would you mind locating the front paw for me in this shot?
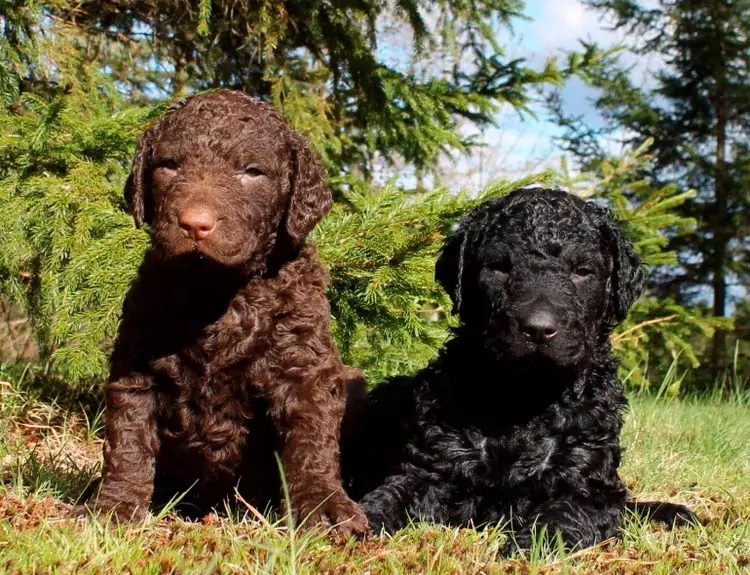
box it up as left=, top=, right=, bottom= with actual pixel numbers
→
left=627, top=501, right=700, bottom=527
left=500, top=529, right=535, bottom=557
left=292, top=490, right=369, bottom=539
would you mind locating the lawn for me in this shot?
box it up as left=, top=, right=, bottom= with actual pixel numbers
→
left=1, top=377, right=748, bottom=574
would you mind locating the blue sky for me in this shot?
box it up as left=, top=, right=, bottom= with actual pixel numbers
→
left=374, top=0, right=658, bottom=189
left=454, top=0, right=635, bottom=187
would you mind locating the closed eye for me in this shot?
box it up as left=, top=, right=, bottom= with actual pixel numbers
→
left=235, top=166, right=265, bottom=185
left=243, top=166, right=264, bottom=177
left=154, top=159, right=178, bottom=172
left=572, top=266, right=596, bottom=281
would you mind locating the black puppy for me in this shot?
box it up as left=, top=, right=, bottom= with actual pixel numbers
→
left=343, top=188, right=696, bottom=553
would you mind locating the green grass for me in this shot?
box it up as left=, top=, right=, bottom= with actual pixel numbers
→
left=1, top=377, right=748, bottom=574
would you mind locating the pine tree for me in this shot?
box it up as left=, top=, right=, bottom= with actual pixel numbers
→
left=0, top=73, right=156, bottom=384
left=0, top=0, right=709, bottom=396
left=548, top=0, right=750, bottom=385
left=50, top=0, right=599, bottom=181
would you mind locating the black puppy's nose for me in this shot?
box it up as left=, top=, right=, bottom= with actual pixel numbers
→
left=519, top=309, right=559, bottom=343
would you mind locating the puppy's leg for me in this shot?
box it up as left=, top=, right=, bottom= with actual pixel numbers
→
left=269, top=368, right=369, bottom=538
left=502, top=498, right=621, bottom=556
left=74, top=374, right=158, bottom=522
left=358, top=473, right=425, bottom=535
left=626, top=500, right=699, bottom=527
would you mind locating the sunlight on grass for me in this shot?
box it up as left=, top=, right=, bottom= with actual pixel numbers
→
left=1, top=376, right=748, bottom=574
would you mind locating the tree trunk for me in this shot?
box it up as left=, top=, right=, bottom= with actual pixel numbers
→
left=710, top=1, right=729, bottom=383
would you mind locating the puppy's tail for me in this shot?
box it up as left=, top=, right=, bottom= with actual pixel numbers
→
left=626, top=500, right=699, bottom=527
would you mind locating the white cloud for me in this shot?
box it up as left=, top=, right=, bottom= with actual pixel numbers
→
left=531, top=0, right=619, bottom=53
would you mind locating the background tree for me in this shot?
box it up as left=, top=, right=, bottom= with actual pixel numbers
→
left=0, top=0, right=586, bottom=389
left=0, top=0, right=736, bottom=397
left=547, top=0, right=750, bottom=385
left=48, top=0, right=597, bottom=184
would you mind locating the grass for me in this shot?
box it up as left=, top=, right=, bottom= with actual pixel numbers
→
left=0, top=377, right=748, bottom=574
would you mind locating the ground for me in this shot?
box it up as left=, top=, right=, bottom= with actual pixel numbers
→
left=0, top=377, right=748, bottom=574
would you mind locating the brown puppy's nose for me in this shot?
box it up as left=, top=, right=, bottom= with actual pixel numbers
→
left=178, top=204, right=216, bottom=241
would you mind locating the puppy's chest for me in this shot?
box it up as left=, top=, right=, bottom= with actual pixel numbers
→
left=425, top=412, right=614, bottom=489
left=150, top=298, right=274, bottom=379
left=149, top=307, right=276, bottom=445
left=424, top=427, right=500, bottom=486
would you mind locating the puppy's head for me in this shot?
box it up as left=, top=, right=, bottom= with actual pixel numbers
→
left=124, top=89, right=331, bottom=273
left=436, top=188, right=645, bottom=369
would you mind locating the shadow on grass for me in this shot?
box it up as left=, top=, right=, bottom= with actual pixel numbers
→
left=3, top=445, right=101, bottom=505
left=1, top=361, right=105, bottom=422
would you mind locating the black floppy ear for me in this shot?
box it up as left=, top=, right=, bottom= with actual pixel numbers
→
left=603, top=215, right=647, bottom=323
left=124, top=97, right=187, bottom=228
left=435, top=224, right=470, bottom=314
left=283, top=131, right=333, bottom=248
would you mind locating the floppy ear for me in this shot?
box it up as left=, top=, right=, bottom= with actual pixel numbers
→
left=124, top=128, right=155, bottom=228
left=435, top=224, right=470, bottom=315
left=283, top=132, right=333, bottom=248
left=124, top=97, right=187, bottom=228
left=603, top=216, right=647, bottom=323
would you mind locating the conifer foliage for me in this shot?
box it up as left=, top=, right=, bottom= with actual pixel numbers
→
left=0, top=0, right=727, bottom=393
left=0, top=82, right=154, bottom=381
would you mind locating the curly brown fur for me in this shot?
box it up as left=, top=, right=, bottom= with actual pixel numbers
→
left=77, top=89, right=368, bottom=537
left=342, top=188, right=696, bottom=553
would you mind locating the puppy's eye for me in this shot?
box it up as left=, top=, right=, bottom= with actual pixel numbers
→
left=487, top=259, right=512, bottom=276
left=572, top=266, right=595, bottom=281
left=243, top=166, right=264, bottom=177
left=155, top=159, right=178, bottom=172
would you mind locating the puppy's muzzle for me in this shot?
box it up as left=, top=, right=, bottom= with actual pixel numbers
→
left=177, top=203, right=217, bottom=242
left=517, top=302, right=560, bottom=344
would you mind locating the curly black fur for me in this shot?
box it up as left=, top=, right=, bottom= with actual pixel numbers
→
left=342, top=188, right=696, bottom=553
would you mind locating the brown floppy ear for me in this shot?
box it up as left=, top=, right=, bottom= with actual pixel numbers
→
left=124, top=127, right=155, bottom=228
left=283, top=131, right=333, bottom=248
left=124, top=97, right=187, bottom=228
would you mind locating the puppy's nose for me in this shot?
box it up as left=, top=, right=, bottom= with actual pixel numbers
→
left=519, top=309, right=559, bottom=343
left=178, top=205, right=216, bottom=241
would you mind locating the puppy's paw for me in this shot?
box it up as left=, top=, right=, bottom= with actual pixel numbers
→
left=323, top=493, right=370, bottom=539
left=292, top=490, right=369, bottom=539
left=499, top=530, right=533, bottom=558
left=627, top=500, right=700, bottom=527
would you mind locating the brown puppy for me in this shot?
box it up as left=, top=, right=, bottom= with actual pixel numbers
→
left=78, top=89, right=368, bottom=537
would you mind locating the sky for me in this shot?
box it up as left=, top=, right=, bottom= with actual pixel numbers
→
left=374, top=0, right=662, bottom=190
left=480, top=0, right=656, bottom=180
